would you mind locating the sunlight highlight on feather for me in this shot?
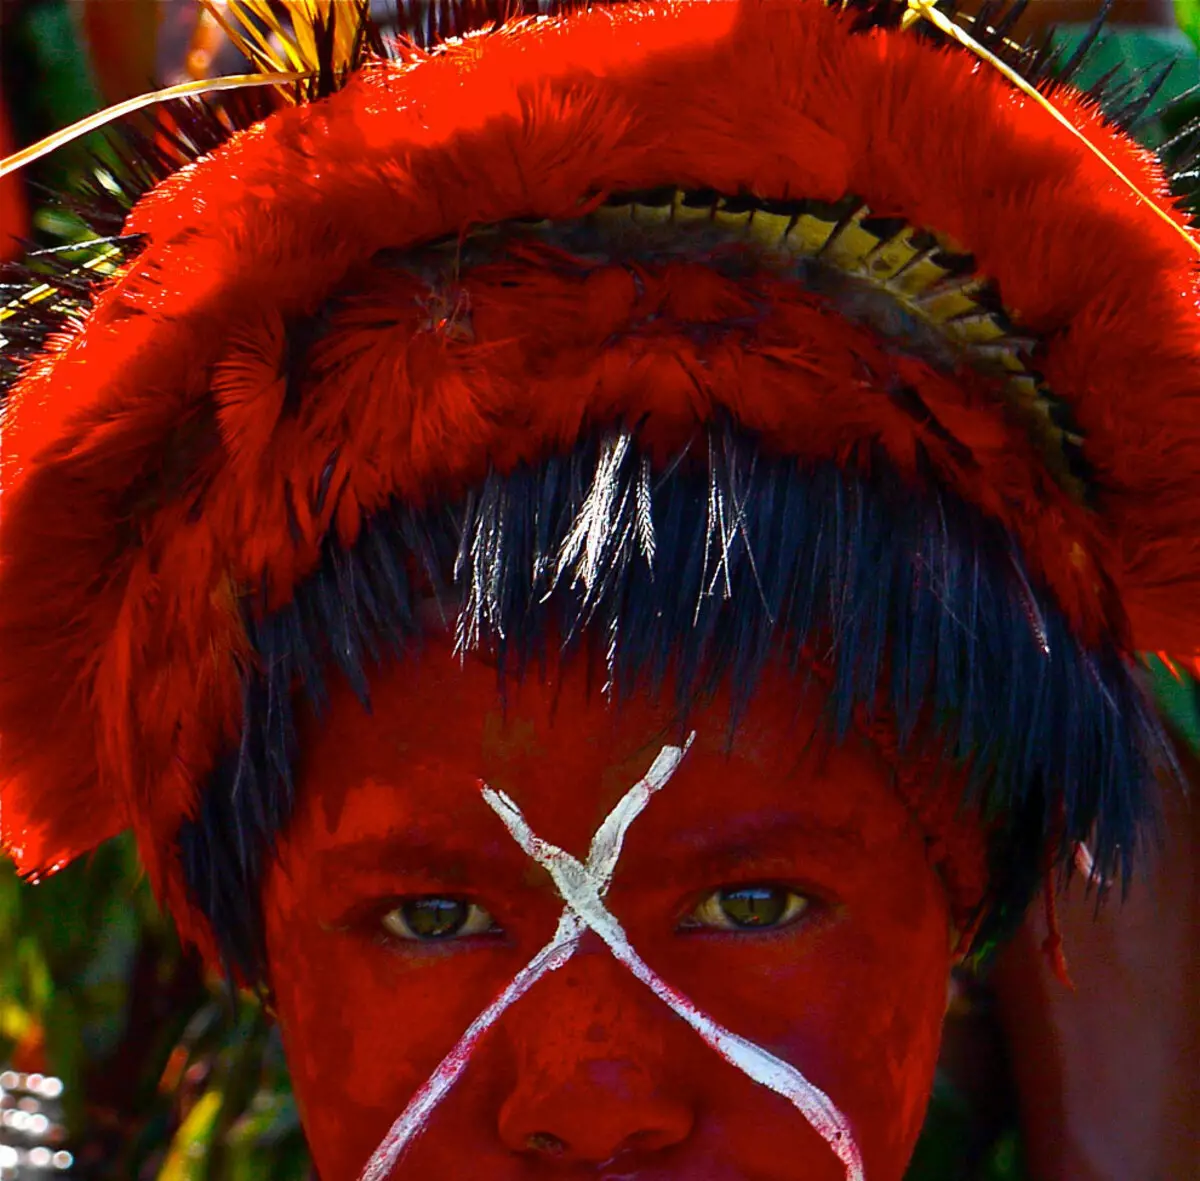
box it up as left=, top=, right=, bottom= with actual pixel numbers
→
left=902, top=0, right=1200, bottom=257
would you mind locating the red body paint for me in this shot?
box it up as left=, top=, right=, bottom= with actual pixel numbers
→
left=2, top=0, right=1196, bottom=901
left=264, top=641, right=960, bottom=1180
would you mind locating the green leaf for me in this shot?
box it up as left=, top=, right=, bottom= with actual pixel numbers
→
left=1146, top=655, right=1200, bottom=754
left=1177, top=0, right=1200, bottom=54
left=904, top=1072, right=974, bottom=1179
left=17, top=936, right=53, bottom=1011
left=983, top=1130, right=1027, bottom=1181
left=159, top=1089, right=224, bottom=1181
left=43, top=994, right=85, bottom=1132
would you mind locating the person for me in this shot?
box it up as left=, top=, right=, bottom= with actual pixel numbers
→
left=994, top=761, right=1199, bottom=1181
left=0, top=1, right=1196, bottom=1178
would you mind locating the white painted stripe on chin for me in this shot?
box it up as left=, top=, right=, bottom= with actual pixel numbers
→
left=358, top=734, right=864, bottom=1181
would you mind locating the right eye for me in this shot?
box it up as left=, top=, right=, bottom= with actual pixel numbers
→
left=682, top=883, right=811, bottom=933
left=381, top=896, right=500, bottom=942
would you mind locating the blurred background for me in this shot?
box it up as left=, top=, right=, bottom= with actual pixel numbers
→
left=0, top=3, right=1198, bottom=1179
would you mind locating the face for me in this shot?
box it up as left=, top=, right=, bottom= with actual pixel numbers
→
left=263, top=639, right=954, bottom=1181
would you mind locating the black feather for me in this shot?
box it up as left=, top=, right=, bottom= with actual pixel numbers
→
left=180, top=427, right=1170, bottom=983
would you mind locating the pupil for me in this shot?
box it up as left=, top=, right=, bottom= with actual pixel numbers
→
left=719, top=885, right=786, bottom=928
left=402, top=897, right=469, bottom=939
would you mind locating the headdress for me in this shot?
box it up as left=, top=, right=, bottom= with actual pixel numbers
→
left=0, top=0, right=1196, bottom=980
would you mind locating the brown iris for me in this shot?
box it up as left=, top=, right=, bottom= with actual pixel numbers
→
left=717, top=885, right=790, bottom=928
left=380, top=895, right=498, bottom=943
left=399, top=897, right=470, bottom=939
left=684, top=882, right=810, bottom=933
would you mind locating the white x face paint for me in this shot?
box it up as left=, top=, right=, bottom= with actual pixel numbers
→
left=358, top=734, right=865, bottom=1181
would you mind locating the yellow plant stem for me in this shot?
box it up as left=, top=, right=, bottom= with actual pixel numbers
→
left=0, top=73, right=306, bottom=182
left=903, top=0, right=1200, bottom=257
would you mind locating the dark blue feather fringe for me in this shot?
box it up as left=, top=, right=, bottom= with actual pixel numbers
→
left=178, top=428, right=1170, bottom=981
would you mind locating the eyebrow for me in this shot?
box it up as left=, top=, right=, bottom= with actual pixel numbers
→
left=649, top=813, right=864, bottom=860
left=312, top=824, right=527, bottom=891
left=359, top=750, right=865, bottom=1181
left=317, top=810, right=864, bottom=892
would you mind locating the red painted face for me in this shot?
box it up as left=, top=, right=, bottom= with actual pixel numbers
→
left=263, top=639, right=955, bottom=1181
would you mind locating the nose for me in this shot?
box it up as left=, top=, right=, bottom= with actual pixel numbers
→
left=495, top=946, right=695, bottom=1166
left=498, top=1061, right=694, bottom=1165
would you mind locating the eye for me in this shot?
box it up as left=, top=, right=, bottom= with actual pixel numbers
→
left=683, top=884, right=810, bottom=932
left=381, top=896, right=500, bottom=942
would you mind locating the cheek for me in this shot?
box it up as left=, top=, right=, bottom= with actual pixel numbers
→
left=261, top=858, right=525, bottom=1181
left=648, top=854, right=951, bottom=1179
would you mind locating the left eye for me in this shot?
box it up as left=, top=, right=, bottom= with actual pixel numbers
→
left=683, top=884, right=810, bottom=932
left=381, top=896, right=499, bottom=942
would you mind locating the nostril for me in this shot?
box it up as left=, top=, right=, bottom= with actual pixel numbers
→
left=623, top=1127, right=682, bottom=1153
left=526, top=1131, right=568, bottom=1156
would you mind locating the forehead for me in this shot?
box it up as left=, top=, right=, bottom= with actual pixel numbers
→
left=286, top=638, right=912, bottom=869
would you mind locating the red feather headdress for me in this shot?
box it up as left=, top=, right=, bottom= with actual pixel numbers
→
left=0, top=0, right=1196, bottom=968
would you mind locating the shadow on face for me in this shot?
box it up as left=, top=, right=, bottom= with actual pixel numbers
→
left=263, top=640, right=956, bottom=1181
